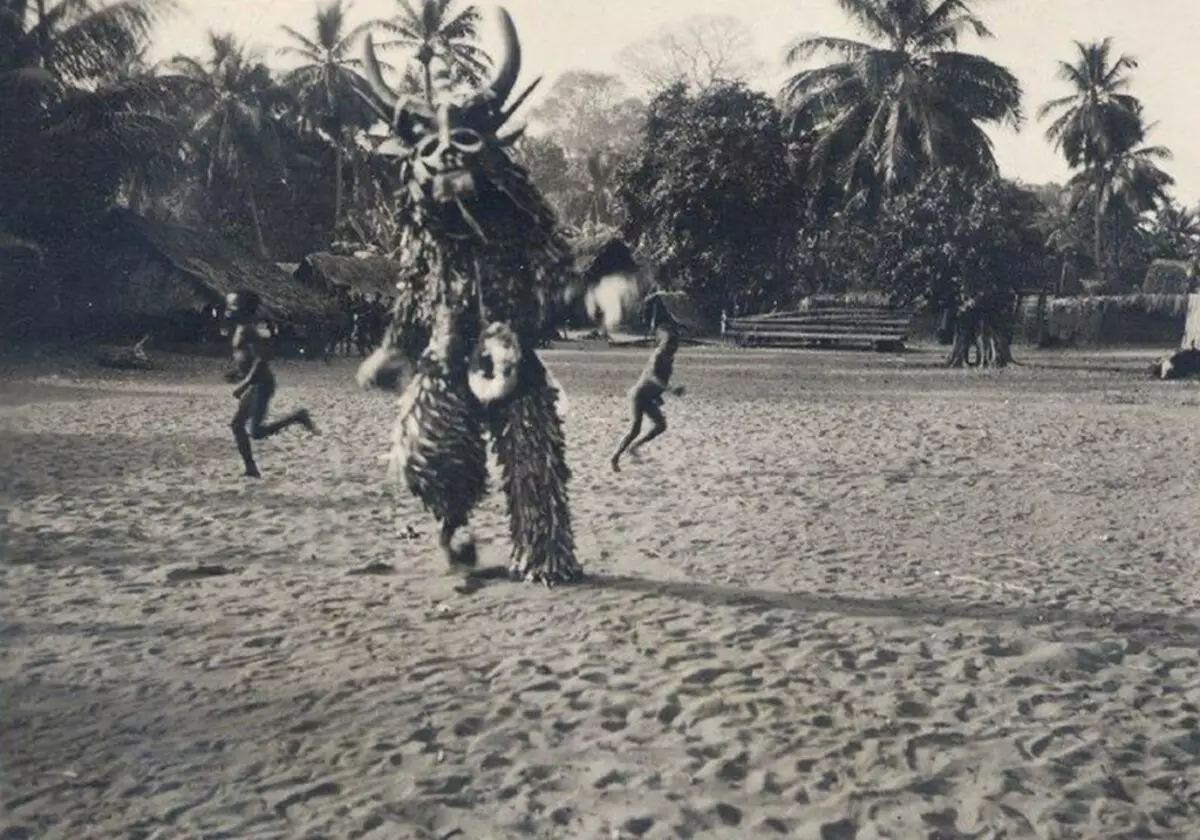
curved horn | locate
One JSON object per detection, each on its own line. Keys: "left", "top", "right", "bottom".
{"left": 485, "top": 8, "right": 521, "bottom": 106}
{"left": 362, "top": 34, "right": 398, "bottom": 111}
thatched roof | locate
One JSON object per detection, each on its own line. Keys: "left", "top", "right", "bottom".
{"left": 1143, "top": 259, "right": 1197, "bottom": 295}
{"left": 571, "top": 234, "right": 639, "bottom": 282}
{"left": 294, "top": 252, "right": 408, "bottom": 298}
{"left": 100, "top": 208, "right": 335, "bottom": 322}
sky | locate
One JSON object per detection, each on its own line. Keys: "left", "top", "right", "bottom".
{"left": 147, "top": 0, "right": 1200, "bottom": 206}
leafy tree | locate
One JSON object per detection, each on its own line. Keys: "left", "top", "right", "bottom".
{"left": 616, "top": 82, "right": 800, "bottom": 319}
{"left": 801, "top": 171, "right": 1051, "bottom": 367}
{"left": 779, "top": 0, "right": 1022, "bottom": 208}
{"left": 524, "top": 71, "right": 645, "bottom": 231}
{"left": 566, "top": 149, "right": 623, "bottom": 234}
{"left": 514, "top": 135, "right": 571, "bottom": 194}
{"left": 528, "top": 70, "right": 645, "bottom": 156}
{"left": 0, "top": 0, "right": 189, "bottom": 332}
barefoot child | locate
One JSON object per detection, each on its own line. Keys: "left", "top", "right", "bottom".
{"left": 611, "top": 318, "right": 684, "bottom": 472}
{"left": 226, "top": 290, "right": 318, "bottom": 478}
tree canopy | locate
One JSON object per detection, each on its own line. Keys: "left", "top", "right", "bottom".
{"left": 2, "top": 0, "right": 1195, "bottom": 358}
{"left": 617, "top": 82, "right": 801, "bottom": 319}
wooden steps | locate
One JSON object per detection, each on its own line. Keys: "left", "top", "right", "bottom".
{"left": 726, "top": 305, "right": 916, "bottom": 351}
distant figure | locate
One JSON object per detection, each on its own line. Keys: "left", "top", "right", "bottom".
{"left": 226, "top": 289, "right": 318, "bottom": 478}
{"left": 325, "top": 288, "right": 355, "bottom": 362}
{"left": 349, "top": 293, "right": 381, "bottom": 358}
{"left": 1153, "top": 347, "right": 1200, "bottom": 380}
{"left": 610, "top": 317, "right": 685, "bottom": 472}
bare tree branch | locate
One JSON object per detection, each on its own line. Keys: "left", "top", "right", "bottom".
{"left": 616, "top": 14, "right": 765, "bottom": 92}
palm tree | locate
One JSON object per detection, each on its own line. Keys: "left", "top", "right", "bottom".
{"left": 1037, "top": 38, "right": 1143, "bottom": 170}
{"left": 1140, "top": 201, "right": 1200, "bottom": 261}
{"left": 1066, "top": 128, "right": 1173, "bottom": 286}
{"left": 169, "top": 32, "right": 290, "bottom": 257}
{"left": 0, "top": 0, "right": 167, "bottom": 86}
{"left": 278, "top": 0, "right": 378, "bottom": 232}
{"left": 1036, "top": 187, "right": 1087, "bottom": 292}
{"left": 0, "top": 0, "right": 185, "bottom": 328}
{"left": 371, "top": 0, "right": 489, "bottom": 101}
{"left": 1038, "top": 38, "right": 1159, "bottom": 285}
{"left": 779, "top": 0, "right": 1022, "bottom": 206}
{"left": 562, "top": 148, "right": 621, "bottom": 233}
{"left": 1, "top": 0, "right": 182, "bottom": 224}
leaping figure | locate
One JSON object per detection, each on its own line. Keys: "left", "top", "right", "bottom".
{"left": 611, "top": 315, "right": 685, "bottom": 472}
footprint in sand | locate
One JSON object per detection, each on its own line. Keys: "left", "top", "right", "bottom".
{"left": 272, "top": 780, "right": 341, "bottom": 816}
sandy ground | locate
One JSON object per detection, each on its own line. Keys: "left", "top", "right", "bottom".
{"left": 2, "top": 343, "right": 1200, "bottom": 840}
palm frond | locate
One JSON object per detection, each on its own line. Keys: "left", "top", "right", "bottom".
{"left": 929, "top": 50, "right": 1023, "bottom": 127}
{"left": 920, "top": 0, "right": 993, "bottom": 47}
{"left": 834, "top": 0, "right": 898, "bottom": 43}
{"left": 47, "top": 0, "right": 176, "bottom": 83}
{"left": 278, "top": 24, "right": 321, "bottom": 56}
{"left": 784, "top": 34, "right": 873, "bottom": 65}
{"left": 1035, "top": 93, "right": 1076, "bottom": 121}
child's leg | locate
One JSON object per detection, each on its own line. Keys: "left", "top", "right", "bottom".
{"left": 249, "top": 381, "right": 316, "bottom": 439}
{"left": 610, "top": 399, "right": 645, "bottom": 471}
{"left": 231, "top": 390, "right": 260, "bottom": 477}
{"left": 628, "top": 401, "right": 667, "bottom": 454}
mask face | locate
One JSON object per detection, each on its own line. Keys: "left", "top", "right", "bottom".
{"left": 408, "top": 105, "right": 486, "bottom": 204}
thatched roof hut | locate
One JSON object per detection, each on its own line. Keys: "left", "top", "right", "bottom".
{"left": 94, "top": 208, "right": 336, "bottom": 323}
{"left": 555, "top": 233, "right": 645, "bottom": 330}
{"left": 293, "top": 252, "right": 408, "bottom": 298}
{"left": 571, "top": 234, "right": 639, "bottom": 284}
{"left": 1143, "top": 259, "right": 1197, "bottom": 295}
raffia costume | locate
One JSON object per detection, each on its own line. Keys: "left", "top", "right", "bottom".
{"left": 355, "top": 8, "right": 581, "bottom": 585}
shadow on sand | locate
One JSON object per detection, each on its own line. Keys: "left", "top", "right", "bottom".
{"left": 571, "top": 573, "right": 1200, "bottom": 648}
{"left": 456, "top": 565, "right": 1200, "bottom": 648}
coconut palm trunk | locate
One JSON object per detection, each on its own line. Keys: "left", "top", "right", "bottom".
{"left": 247, "top": 184, "right": 268, "bottom": 258}
{"left": 334, "top": 140, "right": 345, "bottom": 232}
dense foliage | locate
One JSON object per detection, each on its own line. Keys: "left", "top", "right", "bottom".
{"left": 1, "top": 0, "right": 1196, "bottom": 363}
{"left": 789, "top": 170, "right": 1055, "bottom": 366}
{"left": 616, "top": 82, "right": 801, "bottom": 319}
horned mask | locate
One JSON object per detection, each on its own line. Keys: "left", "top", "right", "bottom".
{"left": 359, "top": 8, "right": 539, "bottom": 206}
